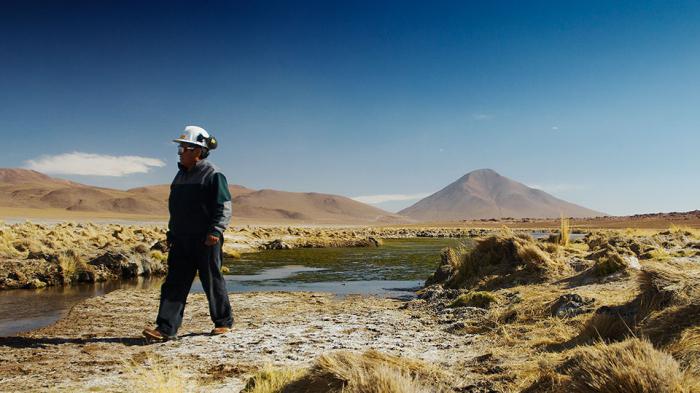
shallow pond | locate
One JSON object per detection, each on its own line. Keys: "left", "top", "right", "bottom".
{"left": 1, "top": 238, "right": 461, "bottom": 336}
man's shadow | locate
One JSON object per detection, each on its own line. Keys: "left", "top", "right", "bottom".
{"left": 0, "top": 332, "right": 212, "bottom": 349}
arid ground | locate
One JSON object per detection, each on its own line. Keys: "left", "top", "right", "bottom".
{"left": 2, "top": 221, "right": 700, "bottom": 392}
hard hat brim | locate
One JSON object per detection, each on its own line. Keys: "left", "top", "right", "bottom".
{"left": 173, "top": 139, "right": 207, "bottom": 147}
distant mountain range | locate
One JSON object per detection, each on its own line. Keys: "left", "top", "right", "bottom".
{"left": 399, "top": 168, "right": 605, "bottom": 220}
{"left": 0, "top": 168, "right": 604, "bottom": 223}
{"left": 0, "top": 168, "right": 405, "bottom": 224}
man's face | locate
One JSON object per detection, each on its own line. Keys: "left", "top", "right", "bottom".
{"left": 178, "top": 143, "right": 201, "bottom": 168}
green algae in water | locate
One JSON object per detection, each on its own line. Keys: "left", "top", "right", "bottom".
{"left": 225, "top": 238, "right": 467, "bottom": 282}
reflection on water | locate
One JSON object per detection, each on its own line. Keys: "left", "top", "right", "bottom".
{"left": 225, "top": 265, "right": 327, "bottom": 281}
{"left": 229, "top": 238, "right": 462, "bottom": 282}
{"left": 0, "top": 277, "right": 163, "bottom": 336}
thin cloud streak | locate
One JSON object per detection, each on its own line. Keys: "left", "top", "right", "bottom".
{"left": 472, "top": 113, "right": 493, "bottom": 121}
{"left": 352, "top": 193, "right": 431, "bottom": 204}
{"left": 25, "top": 152, "right": 166, "bottom": 177}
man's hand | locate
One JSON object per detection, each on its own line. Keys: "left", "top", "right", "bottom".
{"left": 205, "top": 234, "right": 220, "bottom": 246}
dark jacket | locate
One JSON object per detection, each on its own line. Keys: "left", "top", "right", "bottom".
{"left": 168, "top": 159, "right": 232, "bottom": 239}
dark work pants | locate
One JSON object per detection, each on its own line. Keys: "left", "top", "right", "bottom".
{"left": 156, "top": 235, "right": 233, "bottom": 336}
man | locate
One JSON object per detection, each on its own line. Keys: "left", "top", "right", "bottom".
{"left": 143, "top": 125, "right": 233, "bottom": 342}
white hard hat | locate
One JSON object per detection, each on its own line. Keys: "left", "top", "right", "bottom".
{"left": 173, "top": 125, "right": 210, "bottom": 148}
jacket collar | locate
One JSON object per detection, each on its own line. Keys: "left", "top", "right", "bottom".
{"left": 178, "top": 159, "right": 207, "bottom": 172}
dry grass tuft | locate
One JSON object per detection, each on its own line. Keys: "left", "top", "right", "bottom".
{"left": 642, "top": 304, "right": 700, "bottom": 348}
{"left": 56, "top": 250, "right": 91, "bottom": 283}
{"left": 0, "top": 227, "right": 24, "bottom": 258}
{"left": 580, "top": 260, "right": 700, "bottom": 345}
{"left": 444, "top": 230, "right": 571, "bottom": 290}
{"left": 666, "top": 327, "right": 700, "bottom": 372}
{"left": 593, "top": 250, "right": 629, "bottom": 276}
{"left": 242, "top": 365, "right": 307, "bottom": 393}
{"left": 277, "top": 350, "right": 449, "bottom": 393}
{"left": 637, "top": 261, "right": 700, "bottom": 318}
{"left": 124, "top": 356, "right": 189, "bottom": 393}
{"left": 557, "top": 338, "right": 699, "bottom": 393}
{"left": 559, "top": 215, "right": 571, "bottom": 247}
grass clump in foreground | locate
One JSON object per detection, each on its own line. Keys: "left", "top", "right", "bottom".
{"left": 580, "top": 260, "right": 700, "bottom": 349}
{"left": 526, "top": 338, "right": 700, "bottom": 393}
{"left": 242, "top": 366, "right": 307, "bottom": 393}
{"left": 243, "top": 350, "right": 450, "bottom": 393}
{"left": 448, "top": 291, "right": 497, "bottom": 309}
{"left": 125, "top": 356, "right": 188, "bottom": 393}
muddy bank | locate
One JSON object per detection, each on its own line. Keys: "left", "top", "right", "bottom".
{"left": 0, "top": 289, "right": 485, "bottom": 392}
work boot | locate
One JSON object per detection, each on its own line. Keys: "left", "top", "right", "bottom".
{"left": 142, "top": 327, "right": 176, "bottom": 343}
{"left": 210, "top": 326, "right": 231, "bottom": 336}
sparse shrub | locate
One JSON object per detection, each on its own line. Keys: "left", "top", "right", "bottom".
{"left": 449, "top": 291, "right": 497, "bottom": 309}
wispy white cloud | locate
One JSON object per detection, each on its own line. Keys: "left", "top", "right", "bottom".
{"left": 25, "top": 152, "right": 166, "bottom": 177}
{"left": 352, "top": 193, "right": 431, "bottom": 204}
{"left": 551, "top": 126, "right": 559, "bottom": 130}
{"left": 472, "top": 113, "right": 494, "bottom": 121}
{"left": 528, "top": 183, "right": 585, "bottom": 193}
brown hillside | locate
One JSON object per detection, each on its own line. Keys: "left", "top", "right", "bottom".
{"left": 233, "top": 189, "right": 406, "bottom": 224}
{"left": 0, "top": 168, "right": 404, "bottom": 224}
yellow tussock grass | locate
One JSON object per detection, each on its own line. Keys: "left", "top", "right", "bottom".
{"left": 526, "top": 338, "right": 700, "bottom": 393}
{"left": 277, "top": 350, "right": 449, "bottom": 393}
{"left": 242, "top": 365, "right": 306, "bottom": 393}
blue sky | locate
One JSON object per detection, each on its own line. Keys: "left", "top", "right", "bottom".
{"left": 1, "top": 1, "right": 699, "bottom": 215}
